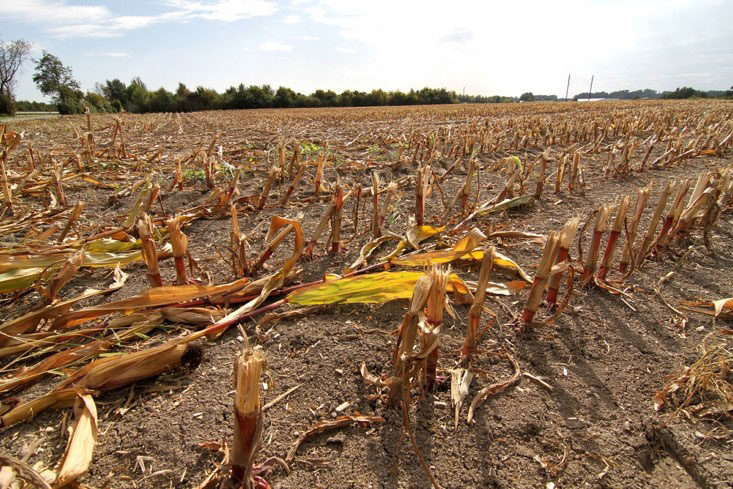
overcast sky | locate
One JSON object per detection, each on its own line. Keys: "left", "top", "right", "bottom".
{"left": 2, "top": 0, "right": 732, "bottom": 101}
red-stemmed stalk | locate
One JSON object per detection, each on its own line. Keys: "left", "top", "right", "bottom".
{"left": 254, "top": 222, "right": 294, "bottom": 270}
{"left": 581, "top": 206, "right": 611, "bottom": 285}
{"left": 654, "top": 178, "right": 691, "bottom": 249}
{"left": 280, "top": 162, "right": 306, "bottom": 206}
{"left": 329, "top": 186, "right": 344, "bottom": 253}
{"left": 521, "top": 231, "right": 560, "bottom": 325}
{"left": 231, "top": 343, "right": 265, "bottom": 489}
{"left": 314, "top": 154, "right": 324, "bottom": 197}
{"left": 546, "top": 217, "right": 580, "bottom": 307}
{"left": 257, "top": 166, "right": 279, "bottom": 210}
{"left": 619, "top": 184, "right": 651, "bottom": 274}
{"left": 596, "top": 196, "right": 630, "bottom": 281}
{"left": 230, "top": 203, "right": 248, "bottom": 277}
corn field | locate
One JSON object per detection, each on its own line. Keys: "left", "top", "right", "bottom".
{"left": 0, "top": 100, "right": 732, "bottom": 488}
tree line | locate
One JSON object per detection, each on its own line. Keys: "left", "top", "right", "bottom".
{"left": 572, "top": 87, "right": 733, "bottom": 100}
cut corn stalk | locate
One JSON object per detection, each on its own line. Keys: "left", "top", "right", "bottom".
{"left": 581, "top": 206, "right": 611, "bottom": 285}
{"left": 521, "top": 231, "right": 560, "bottom": 324}
{"left": 546, "top": 217, "right": 579, "bottom": 307}
{"left": 462, "top": 246, "right": 494, "bottom": 359}
{"left": 619, "top": 184, "right": 651, "bottom": 274}
{"left": 655, "top": 178, "right": 692, "bottom": 249}
{"left": 636, "top": 181, "right": 673, "bottom": 267}
{"left": 371, "top": 172, "right": 380, "bottom": 238}
{"left": 596, "top": 196, "right": 630, "bottom": 281}
{"left": 167, "top": 215, "right": 189, "bottom": 284}
{"left": 58, "top": 201, "right": 85, "bottom": 243}
{"left": 422, "top": 267, "right": 448, "bottom": 389}
{"left": 329, "top": 185, "right": 344, "bottom": 253}
{"left": 231, "top": 344, "right": 266, "bottom": 488}
{"left": 138, "top": 214, "right": 162, "bottom": 287}
{"left": 257, "top": 166, "right": 279, "bottom": 210}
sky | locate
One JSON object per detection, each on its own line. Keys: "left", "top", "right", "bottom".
{"left": 1, "top": 0, "right": 732, "bottom": 102}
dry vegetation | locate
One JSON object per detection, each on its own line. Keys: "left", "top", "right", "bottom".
{"left": 0, "top": 100, "right": 732, "bottom": 488}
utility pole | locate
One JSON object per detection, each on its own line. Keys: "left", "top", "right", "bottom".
{"left": 565, "top": 74, "right": 570, "bottom": 102}
{"left": 588, "top": 75, "right": 594, "bottom": 101}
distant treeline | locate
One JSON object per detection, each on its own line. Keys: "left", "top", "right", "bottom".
{"left": 573, "top": 87, "right": 733, "bottom": 100}
{"left": 15, "top": 100, "right": 57, "bottom": 112}
{"left": 41, "top": 77, "right": 517, "bottom": 114}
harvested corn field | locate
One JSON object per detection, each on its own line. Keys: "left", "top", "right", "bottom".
{"left": 0, "top": 100, "right": 732, "bottom": 488}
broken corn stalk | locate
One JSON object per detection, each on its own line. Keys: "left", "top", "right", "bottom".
{"left": 166, "top": 216, "right": 189, "bottom": 285}
{"left": 546, "top": 217, "right": 579, "bottom": 307}
{"left": 521, "top": 231, "right": 560, "bottom": 324}
{"left": 231, "top": 344, "right": 266, "bottom": 488}
{"left": 581, "top": 206, "right": 611, "bottom": 285}
{"left": 138, "top": 214, "right": 162, "bottom": 287}
{"left": 462, "top": 247, "right": 494, "bottom": 358}
{"left": 597, "top": 196, "right": 630, "bottom": 281}
{"left": 619, "top": 184, "right": 651, "bottom": 274}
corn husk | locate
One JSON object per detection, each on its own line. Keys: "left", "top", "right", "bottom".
{"left": 54, "top": 394, "right": 97, "bottom": 488}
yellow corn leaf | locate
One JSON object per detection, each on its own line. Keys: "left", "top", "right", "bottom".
{"left": 84, "top": 238, "right": 141, "bottom": 253}
{"left": 286, "top": 270, "right": 469, "bottom": 306}
{"left": 464, "top": 249, "right": 532, "bottom": 282}
{"left": 55, "top": 394, "right": 98, "bottom": 488}
{"left": 0, "top": 249, "right": 142, "bottom": 273}
{"left": 406, "top": 224, "right": 444, "bottom": 249}
{"left": 390, "top": 228, "right": 486, "bottom": 267}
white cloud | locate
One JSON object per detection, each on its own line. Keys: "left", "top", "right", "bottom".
{"left": 283, "top": 15, "right": 301, "bottom": 24}
{"left": 167, "top": 0, "right": 277, "bottom": 22}
{"left": 335, "top": 47, "right": 355, "bottom": 53}
{"left": 301, "top": 35, "right": 318, "bottom": 41}
{"left": 258, "top": 41, "right": 293, "bottom": 51}
{"left": 83, "top": 52, "right": 130, "bottom": 58}
{"left": 0, "top": 0, "right": 277, "bottom": 38}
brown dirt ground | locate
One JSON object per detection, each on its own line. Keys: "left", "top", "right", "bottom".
{"left": 1, "top": 101, "right": 732, "bottom": 489}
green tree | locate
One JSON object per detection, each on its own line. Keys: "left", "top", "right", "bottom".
{"left": 32, "top": 51, "right": 84, "bottom": 114}
{"left": 519, "top": 92, "right": 535, "bottom": 102}
{"left": 0, "top": 39, "right": 32, "bottom": 115}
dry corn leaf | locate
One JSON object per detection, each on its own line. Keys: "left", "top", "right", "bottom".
{"left": 0, "top": 271, "right": 127, "bottom": 344}
{"left": 405, "top": 224, "right": 444, "bottom": 249}
{"left": 390, "top": 228, "right": 486, "bottom": 266}
{"left": 286, "top": 415, "right": 384, "bottom": 463}
{"left": 54, "top": 394, "right": 97, "bottom": 488}
{"left": 679, "top": 298, "right": 733, "bottom": 318}
{"left": 465, "top": 249, "right": 532, "bottom": 282}
{"left": 286, "top": 270, "right": 469, "bottom": 306}
{"left": 51, "top": 277, "right": 250, "bottom": 330}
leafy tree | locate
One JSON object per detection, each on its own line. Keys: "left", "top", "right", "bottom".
{"left": 32, "top": 51, "right": 85, "bottom": 113}
{"left": 101, "top": 78, "right": 127, "bottom": 111}
{"left": 0, "top": 39, "right": 32, "bottom": 115}
{"left": 519, "top": 92, "right": 535, "bottom": 102}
